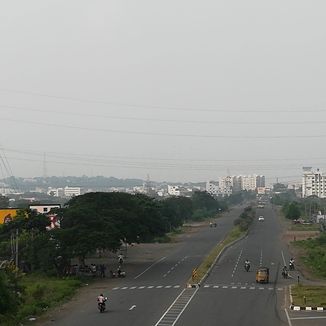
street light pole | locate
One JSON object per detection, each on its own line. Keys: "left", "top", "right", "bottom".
{"left": 15, "top": 228, "right": 19, "bottom": 269}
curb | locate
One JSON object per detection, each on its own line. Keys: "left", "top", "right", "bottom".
{"left": 290, "top": 305, "right": 326, "bottom": 311}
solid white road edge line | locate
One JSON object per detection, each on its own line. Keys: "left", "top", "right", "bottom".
{"left": 134, "top": 256, "right": 167, "bottom": 279}
{"left": 285, "top": 309, "right": 293, "bottom": 326}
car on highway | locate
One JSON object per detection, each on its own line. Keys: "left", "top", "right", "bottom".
{"left": 258, "top": 216, "right": 264, "bottom": 221}
{"left": 256, "top": 267, "right": 269, "bottom": 283}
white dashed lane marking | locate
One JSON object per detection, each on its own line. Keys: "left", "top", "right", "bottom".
{"left": 163, "top": 256, "right": 188, "bottom": 278}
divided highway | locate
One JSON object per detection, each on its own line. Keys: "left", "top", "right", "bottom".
{"left": 42, "top": 204, "right": 326, "bottom": 326}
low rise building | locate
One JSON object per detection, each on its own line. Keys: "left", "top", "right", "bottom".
{"left": 29, "top": 204, "right": 61, "bottom": 214}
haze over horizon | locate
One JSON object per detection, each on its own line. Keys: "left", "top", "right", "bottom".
{"left": 1, "top": 1, "right": 326, "bottom": 184}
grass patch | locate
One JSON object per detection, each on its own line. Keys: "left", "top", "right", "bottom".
{"left": 17, "top": 274, "right": 82, "bottom": 322}
{"left": 289, "top": 224, "right": 320, "bottom": 231}
{"left": 291, "top": 284, "right": 326, "bottom": 307}
{"left": 189, "top": 225, "right": 245, "bottom": 284}
{"left": 294, "top": 233, "right": 326, "bottom": 279}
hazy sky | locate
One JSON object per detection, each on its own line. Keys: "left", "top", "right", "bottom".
{"left": 1, "top": 0, "right": 326, "bottom": 184}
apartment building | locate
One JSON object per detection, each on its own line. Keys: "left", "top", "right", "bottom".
{"left": 218, "top": 176, "right": 233, "bottom": 196}
{"left": 206, "top": 181, "right": 219, "bottom": 196}
{"left": 302, "top": 167, "right": 326, "bottom": 198}
{"left": 241, "top": 175, "right": 257, "bottom": 191}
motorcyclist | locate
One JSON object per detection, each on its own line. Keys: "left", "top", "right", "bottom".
{"left": 282, "top": 265, "right": 288, "bottom": 278}
{"left": 97, "top": 293, "right": 106, "bottom": 304}
{"left": 244, "top": 259, "right": 250, "bottom": 271}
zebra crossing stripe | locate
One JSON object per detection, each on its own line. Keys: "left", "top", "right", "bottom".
{"left": 112, "top": 284, "right": 284, "bottom": 292}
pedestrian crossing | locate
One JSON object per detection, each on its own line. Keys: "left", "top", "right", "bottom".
{"left": 111, "top": 283, "right": 283, "bottom": 292}
{"left": 112, "top": 285, "right": 181, "bottom": 291}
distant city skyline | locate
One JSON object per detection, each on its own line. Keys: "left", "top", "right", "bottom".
{"left": 1, "top": 1, "right": 326, "bottom": 184}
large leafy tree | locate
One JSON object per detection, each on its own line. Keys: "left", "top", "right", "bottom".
{"left": 161, "top": 197, "right": 193, "bottom": 229}
{"left": 283, "top": 202, "right": 301, "bottom": 220}
{"left": 58, "top": 192, "right": 167, "bottom": 264}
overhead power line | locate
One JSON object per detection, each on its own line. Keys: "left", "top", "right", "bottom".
{"left": 3, "top": 117, "right": 326, "bottom": 139}
{"left": 1, "top": 104, "right": 326, "bottom": 125}
{"left": 0, "top": 88, "right": 325, "bottom": 113}
{"left": 3, "top": 147, "right": 326, "bottom": 163}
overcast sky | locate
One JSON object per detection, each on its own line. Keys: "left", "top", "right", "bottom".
{"left": 0, "top": 0, "right": 326, "bottom": 184}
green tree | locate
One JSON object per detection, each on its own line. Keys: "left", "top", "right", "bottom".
{"left": 284, "top": 202, "right": 301, "bottom": 220}
{"left": 0, "top": 269, "right": 21, "bottom": 323}
{"left": 161, "top": 197, "right": 193, "bottom": 230}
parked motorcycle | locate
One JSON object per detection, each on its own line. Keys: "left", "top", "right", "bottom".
{"left": 110, "top": 270, "right": 126, "bottom": 278}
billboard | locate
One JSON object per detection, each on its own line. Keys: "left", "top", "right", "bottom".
{"left": 0, "top": 209, "right": 18, "bottom": 224}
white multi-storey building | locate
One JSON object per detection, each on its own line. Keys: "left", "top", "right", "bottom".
{"left": 64, "top": 186, "right": 81, "bottom": 197}
{"left": 218, "top": 176, "right": 233, "bottom": 196}
{"left": 47, "top": 187, "right": 65, "bottom": 197}
{"left": 167, "top": 185, "right": 181, "bottom": 196}
{"left": 206, "top": 181, "right": 219, "bottom": 196}
{"left": 241, "top": 175, "right": 257, "bottom": 191}
{"left": 302, "top": 167, "right": 326, "bottom": 198}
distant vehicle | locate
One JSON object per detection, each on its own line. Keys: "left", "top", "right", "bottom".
{"left": 258, "top": 216, "right": 264, "bottom": 221}
{"left": 257, "top": 204, "right": 265, "bottom": 208}
{"left": 256, "top": 267, "right": 269, "bottom": 283}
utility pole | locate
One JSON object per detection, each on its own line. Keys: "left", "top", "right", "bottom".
{"left": 15, "top": 228, "right": 19, "bottom": 269}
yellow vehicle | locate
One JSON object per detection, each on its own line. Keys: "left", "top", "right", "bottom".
{"left": 256, "top": 267, "right": 269, "bottom": 283}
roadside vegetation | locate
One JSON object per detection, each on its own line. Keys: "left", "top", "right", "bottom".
{"left": 0, "top": 190, "right": 255, "bottom": 323}
{"left": 291, "top": 284, "right": 326, "bottom": 307}
{"left": 293, "top": 233, "right": 326, "bottom": 279}
{"left": 271, "top": 185, "right": 326, "bottom": 281}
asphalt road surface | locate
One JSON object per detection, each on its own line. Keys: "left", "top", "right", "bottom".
{"left": 43, "top": 204, "right": 326, "bottom": 326}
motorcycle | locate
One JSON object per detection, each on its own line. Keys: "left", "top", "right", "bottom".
{"left": 110, "top": 270, "right": 126, "bottom": 278}
{"left": 98, "top": 298, "right": 108, "bottom": 313}
{"left": 244, "top": 263, "right": 250, "bottom": 272}
{"left": 289, "top": 261, "right": 294, "bottom": 270}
